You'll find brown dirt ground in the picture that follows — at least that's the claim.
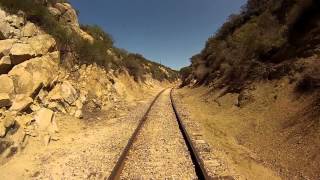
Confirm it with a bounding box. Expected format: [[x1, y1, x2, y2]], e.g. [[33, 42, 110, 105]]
[[175, 76, 320, 180], [0, 78, 168, 179]]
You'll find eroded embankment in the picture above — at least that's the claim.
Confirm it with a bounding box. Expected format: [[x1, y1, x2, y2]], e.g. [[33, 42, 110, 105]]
[[174, 76, 320, 180]]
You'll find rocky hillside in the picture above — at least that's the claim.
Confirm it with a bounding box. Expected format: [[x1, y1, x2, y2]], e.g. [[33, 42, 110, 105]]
[[0, 0, 177, 164], [179, 0, 320, 179], [182, 0, 320, 91]]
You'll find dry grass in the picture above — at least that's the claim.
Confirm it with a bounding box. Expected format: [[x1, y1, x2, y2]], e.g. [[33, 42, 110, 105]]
[[176, 76, 320, 179]]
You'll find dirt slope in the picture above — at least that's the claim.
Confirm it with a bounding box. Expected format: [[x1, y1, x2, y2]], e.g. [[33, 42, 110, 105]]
[[175, 75, 320, 179]]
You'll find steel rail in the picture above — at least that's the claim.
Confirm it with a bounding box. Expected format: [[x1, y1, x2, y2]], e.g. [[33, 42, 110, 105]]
[[107, 89, 166, 180], [170, 88, 211, 180]]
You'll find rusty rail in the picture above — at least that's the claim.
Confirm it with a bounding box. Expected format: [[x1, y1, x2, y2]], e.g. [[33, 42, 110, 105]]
[[170, 88, 211, 180], [107, 89, 166, 180], [107, 88, 212, 180]]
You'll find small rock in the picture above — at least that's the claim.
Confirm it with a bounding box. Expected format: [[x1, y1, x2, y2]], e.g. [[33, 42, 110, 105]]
[[43, 134, 51, 146], [0, 56, 12, 74], [0, 39, 17, 57], [10, 94, 33, 112], [0, 93, 11, 107], [75, 99, 83, 109], [34, 108, 54, 131], [0, 75, 14, 95], [47, 102, 66, 113], [74, 109, 83, 119], [237, 89, 255, 108], [0, 113, 15, 137], [17, 114, 34, 126], [0, 125, 5, 137], [21, 22, 38, 37], [50, 134, 60, 141], [30, 104, 41, 112]]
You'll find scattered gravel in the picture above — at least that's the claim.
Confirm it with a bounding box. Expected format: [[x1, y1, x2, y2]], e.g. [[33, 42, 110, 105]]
[[0, 96, 155, 179], [172, 89, 240, 179], [120, 89, 197, 179]]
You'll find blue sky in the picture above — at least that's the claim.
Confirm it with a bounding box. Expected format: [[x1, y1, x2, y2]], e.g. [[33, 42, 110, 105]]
[[69, 0, 247, 70]]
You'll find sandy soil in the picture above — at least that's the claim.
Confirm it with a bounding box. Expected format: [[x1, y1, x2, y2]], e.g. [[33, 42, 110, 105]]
[[0, 85, 162, 179], [121, 89, 197, 179], [174, 77, 320, 179]]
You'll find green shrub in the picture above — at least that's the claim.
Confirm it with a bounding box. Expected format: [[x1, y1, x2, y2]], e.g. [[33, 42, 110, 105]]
[[81, 25, 114, 48], [0, 0, 178, 82]]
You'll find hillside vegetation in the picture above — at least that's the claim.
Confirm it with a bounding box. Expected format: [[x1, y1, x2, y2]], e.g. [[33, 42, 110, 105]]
[[0, 0, 178, 82], [183, 0, 320, 92], [178, 0, 320, 179]]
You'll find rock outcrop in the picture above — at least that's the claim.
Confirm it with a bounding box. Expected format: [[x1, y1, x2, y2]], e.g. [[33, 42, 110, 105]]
[[0, 4, 84, 154], [0, 1, 146, 164], [48, 3, 93, 42]]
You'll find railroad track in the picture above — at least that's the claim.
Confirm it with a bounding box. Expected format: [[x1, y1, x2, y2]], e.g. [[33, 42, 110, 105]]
[[106, 88, 211, 179]]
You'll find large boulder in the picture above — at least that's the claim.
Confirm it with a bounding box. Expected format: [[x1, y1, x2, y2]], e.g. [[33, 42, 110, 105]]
[[8, 53, 59, 96], [21, 22, 39, 37], [27, 34, 56, 55], [48, 81, 78, 105], [0, 39, 17, 58], [35, 108, 54, 131], [9, 43, 36, 65], [0, 93, 11, 108], [9, 94, 33, 112], [9, 66, 33, 95], [48, 7, 62, 17], [0, 75, 14, 95], [0, 56, 12, 74], [55, 3, 79, 24]]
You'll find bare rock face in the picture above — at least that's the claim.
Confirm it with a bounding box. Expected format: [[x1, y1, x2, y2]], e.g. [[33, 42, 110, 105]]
[[53, 3, 79, 27], [9, 43, 36, 65], [27, 34, 56, 56], [48, 3, 93, 42], [9, 94, 33, 113], [0, 56, 12, 74], [0, 74, 14, 95]]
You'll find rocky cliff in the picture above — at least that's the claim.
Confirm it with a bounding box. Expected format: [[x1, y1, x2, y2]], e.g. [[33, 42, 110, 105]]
[[0, 0, 176, 164]]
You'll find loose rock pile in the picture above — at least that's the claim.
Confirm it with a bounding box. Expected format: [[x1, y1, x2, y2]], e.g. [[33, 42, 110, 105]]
[[0, 5, 90, 161], [0, 2, 126, 164]]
